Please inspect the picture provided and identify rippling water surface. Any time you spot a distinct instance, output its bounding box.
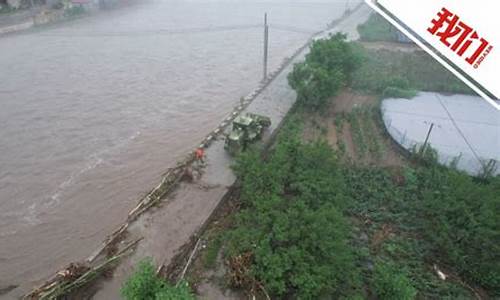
[0,0,352,293]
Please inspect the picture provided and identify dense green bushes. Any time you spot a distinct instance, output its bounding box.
[225,24,496,298]
[226,120,360,299]
[373,261,417,300]
[226,109,500,297]
[121,259,195,300]
[288,33,361,110]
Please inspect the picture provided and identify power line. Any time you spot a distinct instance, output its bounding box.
[435,93,484,167]
[269,24,317,35]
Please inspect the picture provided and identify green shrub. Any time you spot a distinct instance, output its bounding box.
[154,282,195,300]
[288,62,345,111]
[288,33,362,111]
[373,261,417,300]
[305,33,362,83]
[121,259,195,300]
[227,122,360,299]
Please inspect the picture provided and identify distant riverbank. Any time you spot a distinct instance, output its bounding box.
[0,0,133,35]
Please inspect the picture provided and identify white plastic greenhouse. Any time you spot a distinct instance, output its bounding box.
[382,92,500,176]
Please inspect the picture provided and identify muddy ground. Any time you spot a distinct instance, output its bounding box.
[301,89,405,167]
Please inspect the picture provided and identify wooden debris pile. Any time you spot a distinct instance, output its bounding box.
[228,252,271,300]
[24,238,141,300]
[228,252,254,288]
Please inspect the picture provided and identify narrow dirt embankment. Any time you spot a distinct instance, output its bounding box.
[23,4,371,299]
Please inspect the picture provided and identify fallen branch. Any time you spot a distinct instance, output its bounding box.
[177,238,202,285]
[27,238,142,300]
[255,280,271,300]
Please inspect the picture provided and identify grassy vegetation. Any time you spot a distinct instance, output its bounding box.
[352,45,473,96]
[353,10,475,97]
[121,259,195,300]
[348,108,367,159]
[202,234,223,270]
[346,154,500,297]
[226,120,362,299]
[224,113,500,298]
[357,13,396,42]
[359,106,384,161]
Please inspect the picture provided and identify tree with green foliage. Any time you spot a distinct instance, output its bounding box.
[288,33,361,111]
[121,259,195,300]
[305,33,361,83]
[288,62,344,111]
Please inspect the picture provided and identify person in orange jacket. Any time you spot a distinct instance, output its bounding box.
[195,147,205,163]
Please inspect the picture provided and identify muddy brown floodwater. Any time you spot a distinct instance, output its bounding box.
[0,0,358,297]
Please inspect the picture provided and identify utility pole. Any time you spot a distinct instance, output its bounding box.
[421,122,434,155]
[344,0,350,15]
[263,13,269,81]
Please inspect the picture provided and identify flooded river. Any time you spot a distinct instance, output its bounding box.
[0,0,353,295]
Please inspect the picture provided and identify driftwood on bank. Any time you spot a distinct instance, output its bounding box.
[86,163,190,265]
[25,238,142,300]
[177,238,202,284]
